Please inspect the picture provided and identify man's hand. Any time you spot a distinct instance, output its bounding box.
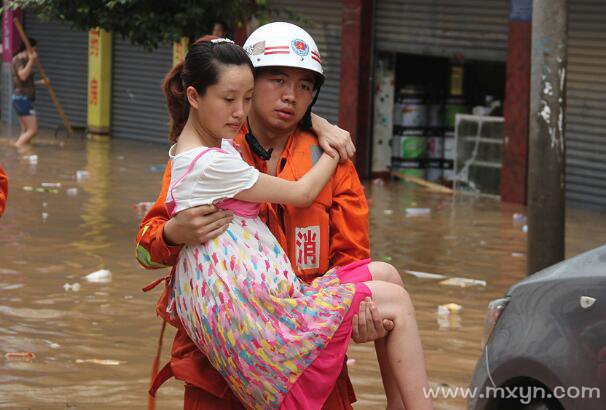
[310,113,356,162]
[351,297,395,343]
[162,205,233,246]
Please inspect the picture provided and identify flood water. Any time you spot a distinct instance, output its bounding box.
[1,128,605,409]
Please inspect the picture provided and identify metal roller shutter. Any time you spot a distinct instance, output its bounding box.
[23,13,88,129]
[566,0,606,210]
[375,0,510,61]
[111,38,171,142]
[266,0,342,123]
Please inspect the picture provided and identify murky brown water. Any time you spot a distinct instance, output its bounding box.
[1,128,605,409]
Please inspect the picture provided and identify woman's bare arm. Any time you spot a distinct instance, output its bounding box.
[235,152,339,207]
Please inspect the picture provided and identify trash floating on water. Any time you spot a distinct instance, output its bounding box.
[76,170,90,181]
[4,352,35,362]
[522,225,528,233]
[512,252,524,258]
[23,155,38,164]
[63,282,81,292]
[513,213,527,227]
[41,182,61,188]
[440,277,486,288]
[346,358,356,366]
[85,269,112,283]
[75,359,123,366]
[437,313,462,329]
[405,208,431,217]
[34,187,59,194]
[383,209,393,215]
[404,270,447,280]
[41,212,49,221]
[437,303,463,315]
[44,340,60,349]
[372,178,385,186]
[23,186,33,192]
[149,164,165,173]
[66,188,78,196]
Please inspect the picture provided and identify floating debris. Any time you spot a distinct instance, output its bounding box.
[383,209,393,215]
[75,359,123,366]
[405,208,431,217]
[63,283,81,292]
[41,182,61,188]
[513,213,527,224]
[66,188,78,196]
[149,164,165,173]
[76,170,90,182]
[85,269,112,284]
[437,303,463,315]
[23,155,38,164]
[4,352,35,362]
[440,277,486,288]
[404,270,447,280]
[44,340,60,349]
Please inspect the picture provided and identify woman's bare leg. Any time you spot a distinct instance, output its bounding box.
[363,280,432,410]
[366,262,407,409]
[15,115,38,147]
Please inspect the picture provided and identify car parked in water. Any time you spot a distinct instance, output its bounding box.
[469,245,606,410]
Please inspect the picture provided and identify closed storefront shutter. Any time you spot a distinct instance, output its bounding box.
[111,38,172,142]
[375,0,510,61]
[23,13,88,129]
[566,0,606,210]
[267,0,343,123]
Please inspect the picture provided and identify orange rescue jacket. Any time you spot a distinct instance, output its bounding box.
[136,126,370,408]
[0,165,7,217]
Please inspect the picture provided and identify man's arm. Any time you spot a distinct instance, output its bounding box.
[135,161,234,269]
[329,160,370,266]
[329,161,395,342]
[135,161,181,269]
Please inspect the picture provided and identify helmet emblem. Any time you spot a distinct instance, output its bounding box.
[291,39,309,57]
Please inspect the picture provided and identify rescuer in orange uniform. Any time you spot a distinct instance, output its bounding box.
[137,24,394,409]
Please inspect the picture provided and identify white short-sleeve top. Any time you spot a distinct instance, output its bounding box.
[167,139,260,215]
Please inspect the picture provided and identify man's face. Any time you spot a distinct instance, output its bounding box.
[251,67,315,132]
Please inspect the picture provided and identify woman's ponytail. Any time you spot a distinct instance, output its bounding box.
[163,61,189,143]
[162,37,253,143]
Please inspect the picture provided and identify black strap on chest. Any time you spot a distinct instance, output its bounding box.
[245,118,273,161]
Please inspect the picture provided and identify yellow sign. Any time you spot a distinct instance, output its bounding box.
[87,28,112,135]
[173,37,189,67]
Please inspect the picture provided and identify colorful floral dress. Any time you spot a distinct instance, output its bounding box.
[166,140,371,409]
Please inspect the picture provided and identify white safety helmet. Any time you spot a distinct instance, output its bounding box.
[243,22,324,86]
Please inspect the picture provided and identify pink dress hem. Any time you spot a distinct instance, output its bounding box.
[279,259,373,409]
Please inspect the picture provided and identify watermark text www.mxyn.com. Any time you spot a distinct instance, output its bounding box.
[423,385,601,403]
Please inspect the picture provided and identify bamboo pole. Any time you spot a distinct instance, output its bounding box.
[13,18,74,137]
[391,171,454,194]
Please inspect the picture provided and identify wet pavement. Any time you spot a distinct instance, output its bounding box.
[1,128,605,409]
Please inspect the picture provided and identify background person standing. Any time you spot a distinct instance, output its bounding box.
[11,37,49,148]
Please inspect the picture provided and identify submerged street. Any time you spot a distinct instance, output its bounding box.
[1,129,605,409]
